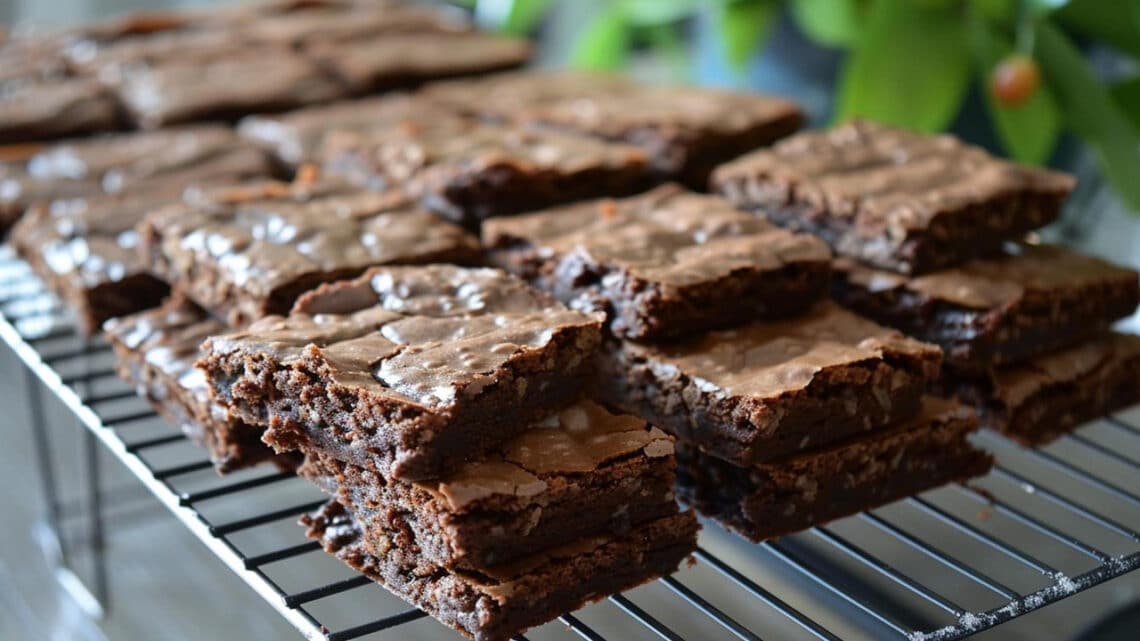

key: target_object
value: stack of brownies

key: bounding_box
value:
[714,120,1140,445]
[482,181,994,541]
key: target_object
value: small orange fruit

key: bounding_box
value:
[990,54,1040,107]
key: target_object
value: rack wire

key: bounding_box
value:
[2,244,1138,641]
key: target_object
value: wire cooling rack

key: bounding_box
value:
[2,245,1139,641]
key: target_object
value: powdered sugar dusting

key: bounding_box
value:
[908,553,1140,641]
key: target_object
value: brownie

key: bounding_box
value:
[677,397,992,541]
[199,265,604,481]
[105,298,298,473]
[1,160,101,238]
[833,244,1140,371]
[139,181,481,326]
[115,47,347,128]
[943,332,1140,445]
[484,184,832,340]
[299,400,679,569]
[22,125,272,191]
[597,301,943,466]
[65,27,250,76]
[9,138,271,333]
[319,117,652,227]
[243,1,469,47]
[421,70,804,185]
[712,120,1076,274]
[303,499,697,641]
[238,94,456,168]
[307,32,531,95]
[0,78,120,143]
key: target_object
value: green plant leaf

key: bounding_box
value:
[970,0,1015,25]
[621,0,696,25]
[970,16,1060,164]
[571,5,632,70]
[790,0,863,48]
[718,0,778,68]
[1058,0,1140,58]
[1036,22,1140,211]
[1111,77,1140,131]
[836,0,972,131]
[501,0,553,35]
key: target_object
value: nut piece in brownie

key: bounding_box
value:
[319,117,652,227]
[199,265,604,481]
[140,180,480,327]
[484,184,832,340]
[421,70,804,185]
[105,298,298,473]
[833,244,1140,371]
[304,499,697,641]
[307,32,531,95]
[0,78,120,144]
[299,400,680,569]
[942,333,1140,445]
[238,94,457,168]
[598,301,943,466]
[115,47,347,129]
[677,397,992,541]
[712,120,1076,274]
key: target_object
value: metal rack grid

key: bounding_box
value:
[2,245,1139,641]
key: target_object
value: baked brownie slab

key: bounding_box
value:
[0,78,120,143]
[304,499,697,641]
[238,94,456,168]
[115,46,347,128]
[199,265,603,481]
[677,397,992,541]
[943,332,1140,445]
[598,301,943,466]
[712,120,1076,274]
[319,117,652,227]
[833,244,1140,371]
[307,32,531,95]
[421,70,803,185]
[484,184,831,340]
[105,298,297,473]
[299,400,679,569]
[139,181,480,326]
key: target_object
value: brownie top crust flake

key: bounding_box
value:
[142,182,480,324]
[626,301,942,400]
[485,184,830,287]
[837,244,1140,311]
[204,264,602,411]
[413,400,673,511]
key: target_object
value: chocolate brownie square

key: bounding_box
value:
[304,499,696,641]
[677,397,992,541]
[484,184,831,340]
[243,1,469,47]
[598,301,943,466]
[299,400,680,569]
[238,94,456,168]
[0,78,120,143]
[712,120,1076,274]
[943,332,1140,445]
[11,182,268,334]
[199,265,604,480]
[307,32,531,95]
[105,298,298,473]
[833,244,1140,371]
[421,70,804,185]
[139,180,480,326]
[115,46,347,128]
[319,117,652,227]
